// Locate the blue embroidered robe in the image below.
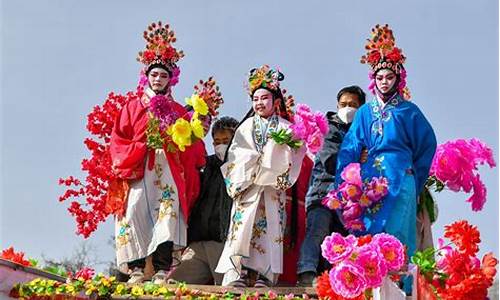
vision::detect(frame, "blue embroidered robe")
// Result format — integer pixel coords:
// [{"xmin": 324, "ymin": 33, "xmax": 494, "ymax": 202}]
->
[{"xmin": 336, "ymin": 94, "xmax": 437, "ymax": 255}]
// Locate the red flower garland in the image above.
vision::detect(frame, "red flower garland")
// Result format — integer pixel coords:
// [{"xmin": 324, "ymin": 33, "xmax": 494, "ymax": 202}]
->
[{"xmin": 58, "ymin": 87, "xmax": 143, "ymax": 237}]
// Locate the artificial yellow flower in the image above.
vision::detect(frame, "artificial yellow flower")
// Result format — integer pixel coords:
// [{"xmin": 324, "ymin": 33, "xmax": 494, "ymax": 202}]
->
[
  {"xmin": 85, "ymin": 284, "xmax": 96, "ymax": 296},
  {"xmin": 65, "ymin": 284, "xmax": 76, "ymax": 296},
  {"xmin": 170, "ymin": 118, "xmax": 192, "ymax": 151},
  {"xmin": 131, "ymin": 286, "xmax": 144, "ymax": 297},
  {"xmin": 190, "ymin": 115, "xmax": 205, "ymax": 139},
  {"xmin": 114, "ymin": 284, "xmax": 126, "ymax": 295},
  {"xmin": 186, "ymin": 94, "xmax": 208, "ymax": 116},
  {"xmin": 157, "ymin": 286, "xmax": 168, "ymax": 296},
  {"xmin": 101, "ymin": 278, "xmax": 110, "ymax": 287}
]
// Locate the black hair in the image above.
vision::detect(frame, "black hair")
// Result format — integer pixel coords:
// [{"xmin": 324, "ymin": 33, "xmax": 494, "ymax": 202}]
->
[
  {"xmin": 146, "ymin": 63, "xmax": 173, "ymax": 77},
  {"xmin": 211, "ymin": 116, "xmax": 239, "ymax": 138},
  {"xmin": 337, "ymin": 85, "xmax": 366, "ymax": 105}
]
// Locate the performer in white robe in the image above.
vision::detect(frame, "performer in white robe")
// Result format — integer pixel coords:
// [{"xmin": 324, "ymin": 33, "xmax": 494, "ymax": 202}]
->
[{"xmin": 215, "ymin": 65, "xmax": 305, "ymax": 287}]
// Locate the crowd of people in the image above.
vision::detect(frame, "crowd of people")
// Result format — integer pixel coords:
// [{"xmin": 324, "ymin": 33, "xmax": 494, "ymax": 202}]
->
[{"xmin": 107, "ymin": 22, "xmax": 437, "ymax": 294}]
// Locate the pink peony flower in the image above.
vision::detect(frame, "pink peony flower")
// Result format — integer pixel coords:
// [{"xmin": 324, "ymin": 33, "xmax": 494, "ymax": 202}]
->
[
  {"xmin": 306, "ymin": 132, "xmax": 324, "ymax": 155},
  {"xmin": 314, "ymin": 112, "xmax": 329, "ymax": 135},
  {"xmin": 365, "ymin": 176, "xmax": 389, "ymax": 203},
  {"xmin": 344, "ymin": 219, "xmax": 366, "ymax": 232},
  {"xmin": 322, "ymin": 190, "xmax": 344, "ymax": 210},
  {"xmin": 358, "ymin": 194, "xmax": 372, "ymax": 208},
  {"xmin": 372, "ymin": 233, "xmax": 405, "ymax": 271},
  {"xmin": 342, "ymin": 202, "xmax": 363, "ymax": 221},
  {"xmin": 291, "ymin": 103, "xmax": 329, "ymax": 154},
  {"xmin": 150, "ymin": 95, "xmax": 179, "ymax": 131},
  {"xmin": 321, "ymin": 233, "xmax": 357, "ymax": 265},
  {"xmin": 329, "ymin": 263, "xmax": 367, "ymax": 298},
  {"xmin": 430, "ymin": 138, "xmax": 495, "ymax": 212},
  {"xmin": 467, "ymin": 174, "xmax": 487, "ymax": 211},
  {"xmin": 468, "ymin": 138, "xmax": 496, "ymax": 168},
  {"xmin": 355, "ymin": 245, "xmax": 387, "ymax": 288},
  {"xmin": 338, "ymin": 182, "xmax": 363, "ymax": 202},
  {"xmin": 341, "ymin": 163, "xmax": 363, "ymax": 187}
]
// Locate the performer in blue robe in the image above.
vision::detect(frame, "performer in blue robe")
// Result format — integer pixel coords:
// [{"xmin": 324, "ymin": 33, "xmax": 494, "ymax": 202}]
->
[{"xmin": 336, "ymin": 24, "xmax": 437, "ymax": 261}]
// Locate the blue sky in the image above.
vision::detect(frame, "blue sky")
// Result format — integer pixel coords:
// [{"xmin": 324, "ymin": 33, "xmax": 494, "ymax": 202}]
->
[{"xmin": 1, "ymin": 0, "xmax": 498, "ymax": 270}]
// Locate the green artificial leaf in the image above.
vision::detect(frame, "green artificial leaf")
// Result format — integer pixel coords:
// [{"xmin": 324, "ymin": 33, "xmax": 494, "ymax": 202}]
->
[
  {"xmin": 28, "ymin": 258, "xmax": 38, "ymax": 267},
  {"xmin": 143, "ymin": 282, "xmax": 157, "ymax": 294}
]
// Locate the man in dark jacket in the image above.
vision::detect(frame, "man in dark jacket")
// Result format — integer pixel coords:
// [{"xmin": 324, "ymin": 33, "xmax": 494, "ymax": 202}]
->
[
  {"xmin": 296, "ymin": 86, "xmax": 366, "ymax": 286},
  {"xmin": 170, "ymin": 116, "xmax": 239, "ymax": 285}
]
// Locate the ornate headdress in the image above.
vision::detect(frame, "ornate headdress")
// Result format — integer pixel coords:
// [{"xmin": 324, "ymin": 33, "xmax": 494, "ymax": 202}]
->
[
  {"xmin": 246, "ymin": 65, "xmax": 284, "ymax": 96},
  {"xmin": 137, "ymin": 21, "xmax": 184, "ymax": 72},
  {"xmin": 246, "ymin": 65, "xmax": 295, "ymax": 120},
  {"xmin": 360, "ymin": 24, "xmax": 406, "ymax": 74}
]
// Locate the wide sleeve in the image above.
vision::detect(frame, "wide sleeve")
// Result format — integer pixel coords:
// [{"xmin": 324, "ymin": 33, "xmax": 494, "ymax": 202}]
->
[
  {"xmin": 256, "ymin": 138, "xmax": 306, "ymax": 190},
  {"xmin": 221, "ymin": 121, "xmax": 263, "ymax": 200},
  {"xmin": 408, "ymin": 105, "xmax": 437, "ymax": 195},
  {"xmin": 335, "ymin": 106, "xmax": 367, "ymax": 185},
  {"xmin": 109, "ymin": 101, "xmax": 148, "ymax": 180}
]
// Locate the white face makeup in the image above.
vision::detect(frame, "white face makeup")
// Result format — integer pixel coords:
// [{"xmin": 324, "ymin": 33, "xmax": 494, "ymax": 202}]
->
[
  {"xmin": 252, "ymin": 88, "xmax": 275, "ymax": 118},
  {"xmin": 148, "ymin": 67, "xmax": 170, "ymax": 92},
  {"xmin": 375, "ymin": 69, "xmax": 397, "ymax": 94}
]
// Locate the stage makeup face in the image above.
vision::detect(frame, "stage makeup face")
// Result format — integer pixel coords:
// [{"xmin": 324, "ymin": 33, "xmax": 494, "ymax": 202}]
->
[
  {"xmin": 148, "ymin": 67, "xmax": 170, "ymax": 93},
  {"xmin": 375, "ymin": 69, "xmax": 397, "ymax": 94},
  {"xmin": 252, "ymin": 88, "xmax": 275, "ymax": 118}
]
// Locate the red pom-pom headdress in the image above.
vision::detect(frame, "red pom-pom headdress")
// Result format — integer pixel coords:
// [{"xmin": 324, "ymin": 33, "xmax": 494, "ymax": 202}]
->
[
  {"xmin": 360, "ymin": 24, "xmax": 406, "ymax": 74},
  {"xmin": 137, "ymin": 21, "xmax": 184, "ymax": 72}
]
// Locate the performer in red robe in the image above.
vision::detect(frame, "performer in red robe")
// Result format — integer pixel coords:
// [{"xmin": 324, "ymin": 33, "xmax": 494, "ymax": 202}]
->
[{"xmin": 109, "ymin": 22, "xmax": 205, "ymax": 285}]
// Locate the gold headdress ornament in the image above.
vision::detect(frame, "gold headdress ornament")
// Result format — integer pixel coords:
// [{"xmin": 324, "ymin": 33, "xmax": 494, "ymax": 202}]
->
[{"xmin": 137, "ymin": 21, "xmax": 184, "ymax": 71}]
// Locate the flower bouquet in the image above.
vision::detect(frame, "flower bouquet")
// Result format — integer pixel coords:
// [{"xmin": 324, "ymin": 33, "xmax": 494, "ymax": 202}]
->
[
  {"xmin": 317, "ymin": 232, "xmax": 406, "ymax": 299},
  {"xmin": 322, "ymin": 162, "xmax": 389, "ymax": 232},
  {"xmin": 270, "ymin": 103, "xmax": 329, "ymax": 154},
  {"xmin": 146, "ymin": 77, "xmax": 223, "ymax": 151},
  {"xmin": 424, "ymin": 138, "xmax": 495, "ymax": 212},
  {"xmin": 411, "ymin": 220, "xmax": 498, "ymax": 300}
]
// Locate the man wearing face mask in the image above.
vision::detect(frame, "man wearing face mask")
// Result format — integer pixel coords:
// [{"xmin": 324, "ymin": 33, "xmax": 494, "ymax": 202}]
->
[
  {"xmin": 296, "ymin": 86, "xmax": 366, "ymax": 286},
  {"xmin": 170, "ymin": 116, "xmax": 239, "ymax": 285}
]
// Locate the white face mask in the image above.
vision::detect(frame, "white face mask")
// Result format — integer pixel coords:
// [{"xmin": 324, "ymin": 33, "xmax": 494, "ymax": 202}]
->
[
  {"xmin": 337, "ymin": 107, "xmax": 358, "ymax": 124},
  {"xmin": 214, "ymin": 144, "xmax": 229, "ymax": 161}
]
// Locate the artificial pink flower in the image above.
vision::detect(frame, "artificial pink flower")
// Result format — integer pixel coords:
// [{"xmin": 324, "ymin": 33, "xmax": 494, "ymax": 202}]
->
[
  {"xmin": 338, "ymin": 182, "xmax": 363, "ymax": 202},
  {"xmin": 290, "ymin": 116, "xmax": 307, "ymax": 140},
  {"xmin": 315, "ymin": 112, "xmax": 329, "ymax": 135},
  {"xmin": 321, "ymin": 233, "xmax": 357, "ymax": 265},
  {"xmin": 322, "ymin": 190, "xmax": 344, "ymax": 210},
  {"xmin": 169, "ymin": 66, "xmax": 181, "ymax": 86},
  {"xmin": 344, "ymin": 219, "xmax": 366, "ymax": 232},
  {"xmin": 430, "ymin": 138, "xmax": 495, "ymax": 212},
  {"xmin": 307, "ymin": 132, "xmax": 324, "ymax": 155},
  {"xmin": 329, "ymin": 263, "xmax": 367, "ymax": 298},
  {"xmin": 342, "ymin": 202, "xmax": 363, "ymax": 221},
  {"xmin": 365, "ymin": 176, "xmax": 389, "ymax": 203},
  {"xmin": 291, "ymin": 103, "xmax": 329, "ymax": 154},
  {"xmin": 341, "ymin": 163, "xmax": 363, "ymax": 187},
  {"xmin": 355, "ymin": 245, "xmax": 387, "ymax": 288},
  {"xmin": 372, "ymin": 233, "xmax": 405, "ymax": 271},
  {"xmin": 467, "ymin": 174, "xmax": 487, "ymax": 211},
  {"xmin": 137, "ymin": 69, "xmax": 148, "ymax": 89},
  {"xmin": 468, "ymin": 138, "xmax": 496, "ymax": 168}
]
